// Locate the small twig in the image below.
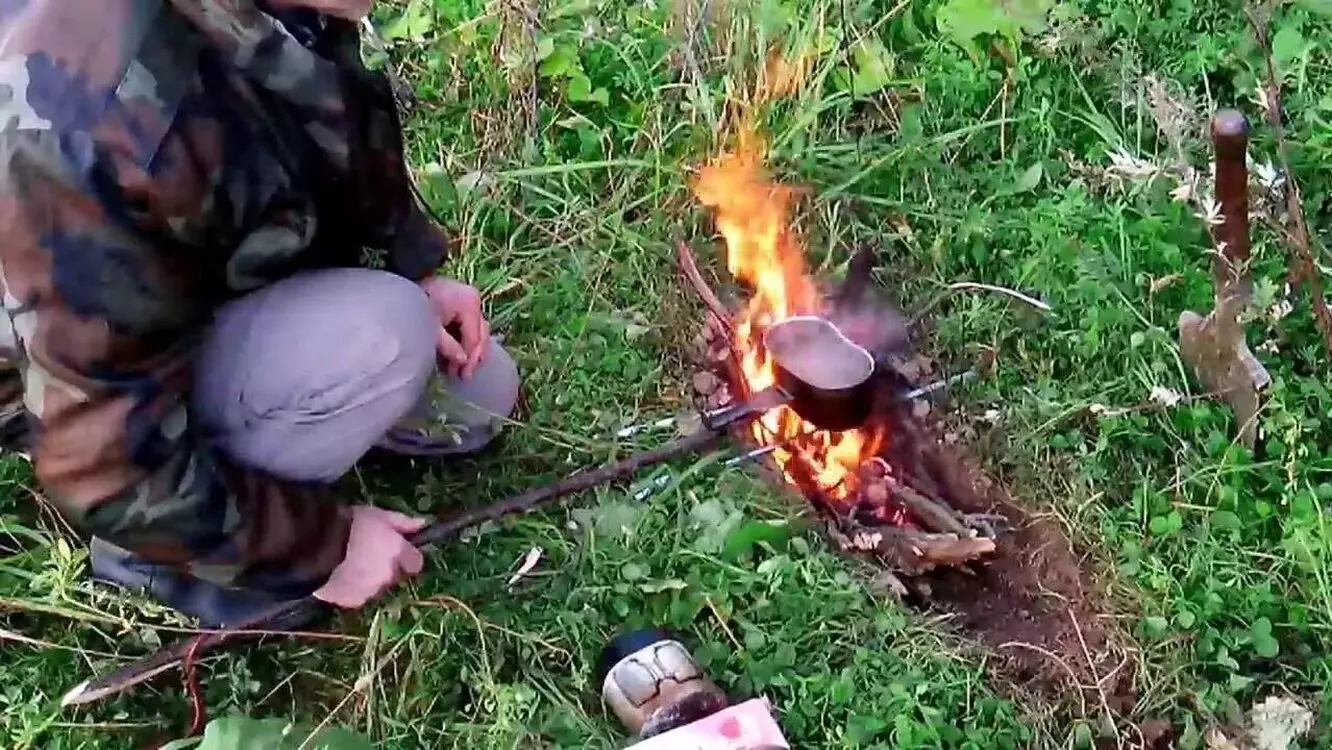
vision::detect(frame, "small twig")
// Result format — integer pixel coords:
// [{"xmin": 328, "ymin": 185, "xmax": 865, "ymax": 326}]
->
[
  {"xmin": 1247, "ymin": 10, "xmax": 1332, "ymax": 355},
  {"xmin": 998, "ymin": 641, "xmax": 1088, "ymax": 716},
  {"xmin": 676, "ymin": 241, "xmax": 737, "ymax": 336},
  {"xmin": 0, "ymin": 628, "xmax": 125, "ymax": 659},
  {"xmin": 704, "ymin": 595, "xmax": 743, "ymax": 652},
  {"xmin": 1069, "ymin": 610, "xmax": 1122, "ymax": 750},
  {"xmin": 907, "ymin": 282, "xmax": 1052, "ymax": 331},
  {"xmin": 61, "ymin": 430, "xmax": 724, "ymax": 707}
]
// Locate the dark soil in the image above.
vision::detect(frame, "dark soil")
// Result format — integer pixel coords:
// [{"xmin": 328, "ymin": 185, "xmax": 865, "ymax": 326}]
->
[{"xmin": 910, "ymin": 418, "xmax": 1132, "ymax": 709}]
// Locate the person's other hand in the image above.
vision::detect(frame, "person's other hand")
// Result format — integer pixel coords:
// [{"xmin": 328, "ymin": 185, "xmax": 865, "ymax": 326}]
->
[
  {"xmin": 268, "ymin": 0, "xmax": 373, "ymax": 20},
  {"xmin": 421, "ymin": 276, "xmax": 490, "ymax": 380},
  {"xmin": 313, "ymin": 506, "xmax": 426, "ymax": 609}
]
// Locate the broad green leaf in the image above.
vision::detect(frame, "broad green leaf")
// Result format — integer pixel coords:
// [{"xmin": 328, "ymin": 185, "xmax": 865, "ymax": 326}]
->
[
  {"xmin": 723, "ymin": 520, "xmax": 791, "ymax": 561},
  {"xmin": 1013, "ymin": 162, "xmax": 1044, "ymax": 193},
  {"xmin": 1253, "ymin": 635, "xmax": 1280, "ymax": 659},
  {"xmin": 379, "ymin": 0, "xmax": 433, "ymax": 42},
  {"xmin": 1271, "ymin": 24, "xmax": 1307, "ymax": 68},
  {"xmin": 539, "ymin": 44, "xmax": 580, "ymax": 79},
  {"xmin": 1297, "ymin": 0, "xmax": 1332, "ymax": 14},
  {"xmin": 1071, "ymin": 721, "xmax": 1094, "ymax": 749},
  {"xmin": 1210, "ymin": 510, "xmax": 1242, "ymax": 531},
  {"xmin": 851, "ymin": 39, "xmax": 896, "ymax": 96},
  {"xmin": 936, "ymin": 0, "xmax": 1014, "ymax": 43},
  {"xmin": 1142, "ymin": 615, "xmax": 1170, "ymax": 637},
  {"xmin": 1175, "ymin": 609, "xmax": 1196, "ymax": 629},
  {"xmin": 589, "ymin": 87, "xmax": 611, "ymax": 107},
  {"xmin": 194, "ymin": 717, "xmax": 371, "ymax": 750},
  {"xmin": 535, "ymin": 36, "xmax": 556, "ymax": 62},
  {"xmin": 1249, "ymin": 618, "xmax": 1281, "ymax": 658},
  {"xmin": 1250, "ymin": 617, "xmax": 1273, "ymax": 638},
  {"xmin": 567, "ymin": 73, "xmax": 594, "ymax": 102}
]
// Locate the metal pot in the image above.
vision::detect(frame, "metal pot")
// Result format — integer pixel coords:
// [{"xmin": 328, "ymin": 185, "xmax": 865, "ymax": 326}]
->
[{"xmin": 703, "ymin": 315, "xmax": 877, "ymax": 432}]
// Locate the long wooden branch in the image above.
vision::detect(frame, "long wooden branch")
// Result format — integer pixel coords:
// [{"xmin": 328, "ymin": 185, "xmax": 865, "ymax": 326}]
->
[{"xmin": 61, "ymin": 429, "xmax": 723, "ymax": 708}]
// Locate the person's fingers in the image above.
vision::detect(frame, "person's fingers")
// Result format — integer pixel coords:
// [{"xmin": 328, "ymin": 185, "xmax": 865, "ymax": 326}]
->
[
  {"xmin": 397, "ymin": 543, "xmax": 425, "ymax": 576},
  {"xmin": 461, "ymin": 320, "xmax": 490, "ymax": 380},
  {"xmin": 460, "ymin": 309, "xmax": 485, "ymax": 364},
  {"xmin": 436, "ymin": 326, "xmax": 468, "ymax": 370},
  {"xmin": 314, "ymin": 571, "xmax": 366, "ymax": 609},
  {"xmin": 377, "ymin": 508, "xmax": 429, "ymax": 535}
]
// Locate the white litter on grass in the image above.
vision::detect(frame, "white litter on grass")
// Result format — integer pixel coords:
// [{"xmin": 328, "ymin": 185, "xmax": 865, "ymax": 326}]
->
[
  {"xmin": 1268, "ymin": 297, "xmax": 1293, "ymax": 323},
  {"xmin": 507, "ymin": 547, "xmax": 543, "ymax": 588},
  {"xmin": 1088, "ymin": 403, "xmax": 1126, "ymax": 419},
  {"xmin": 1253, "ymin": 160, "xmax": 1283, "ymax": 192},
  {"xmin": 1150, "ymin": 386, "xmax": 1183, "ymax": 408},
  {"xmin": 1247, "ymin": 695, "xmax": 1314, "ymax": 750}
]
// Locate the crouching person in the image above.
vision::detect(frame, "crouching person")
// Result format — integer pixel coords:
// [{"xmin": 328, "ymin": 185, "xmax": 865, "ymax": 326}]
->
[{"xmin": 0, "ymin": 0, "xmax": 518, "ymax": 626}]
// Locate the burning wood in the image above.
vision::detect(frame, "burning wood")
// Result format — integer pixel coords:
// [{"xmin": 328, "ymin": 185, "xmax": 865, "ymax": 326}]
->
[
  {"xmin": 683, "ymin": 135, "xmax": 997, "ymax": 576},
  {"xmin": 692, "ymin": 142, "xmax": 889, "ymax": 506}
]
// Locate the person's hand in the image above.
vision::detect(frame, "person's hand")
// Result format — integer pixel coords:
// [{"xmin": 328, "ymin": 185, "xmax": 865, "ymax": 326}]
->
[
  {"xmin": 421, "ymin": 276, "xmax": 490, "ymax": 380},
  {"xmin": 268, "ymin": 0, "xmax": 373, "ymax": 20},
  {"xmin": 313, "ymin": 506, "xmax": 427, "ymax": 609}
]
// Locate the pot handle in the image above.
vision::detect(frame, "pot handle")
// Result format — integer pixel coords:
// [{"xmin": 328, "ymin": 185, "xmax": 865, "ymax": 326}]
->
[{"xmin": 702, "ymin": 387, "xmax": 792, "ymax": 430}]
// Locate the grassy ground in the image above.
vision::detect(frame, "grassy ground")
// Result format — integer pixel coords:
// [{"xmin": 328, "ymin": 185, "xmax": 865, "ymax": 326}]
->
[{"xmin": 4, "ymin": 0, "xmax": 1332, "ymax": 747}]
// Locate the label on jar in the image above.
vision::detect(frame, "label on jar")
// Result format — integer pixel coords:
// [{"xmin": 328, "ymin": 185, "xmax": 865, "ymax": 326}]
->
[{"xmin": 625, "ymin": 698, "xmax": 789, "ymax": 750}]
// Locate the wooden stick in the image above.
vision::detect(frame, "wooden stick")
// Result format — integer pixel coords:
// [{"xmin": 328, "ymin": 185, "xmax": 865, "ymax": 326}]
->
[
  {"xmin": 60, "ymin": 429, "xmax": 723, "ymax": 708},
  {"xmin": 890, "ymin": 482, "xmax": 971, "ymax": 537},
  {"xmin": 676, "ymin": 241, "xmax": 736, "ymax": 335},
  {"xmin": 1248, "ymin": 10, "xmax": 1332, "ymax": 355}
]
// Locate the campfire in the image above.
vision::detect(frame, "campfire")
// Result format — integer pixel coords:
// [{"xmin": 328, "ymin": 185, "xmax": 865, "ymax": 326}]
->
[
  {"xmin": 683, "ymin": 136, "xmax": 998, "ymax": 574},
  {"xmin": 693, "ymin": 145, "xmax": 888, "ymax": 507}
]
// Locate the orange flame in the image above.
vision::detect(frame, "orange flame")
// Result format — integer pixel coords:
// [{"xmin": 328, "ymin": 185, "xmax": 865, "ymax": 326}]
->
[{"xmin": 694, "ymin": 136, "xmax": 886, "ymax": 503}]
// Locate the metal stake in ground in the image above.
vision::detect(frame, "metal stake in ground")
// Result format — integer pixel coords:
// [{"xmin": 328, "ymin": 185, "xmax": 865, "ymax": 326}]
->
[{"xmin": 1177, "ymin": 109, "xmax": 1271, "ymax": 449}]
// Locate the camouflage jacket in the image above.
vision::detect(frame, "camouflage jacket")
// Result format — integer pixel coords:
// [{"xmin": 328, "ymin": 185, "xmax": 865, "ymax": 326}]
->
[{"xmin": 0, "ymin": 0, "xmax": 447, "ymax": 595}]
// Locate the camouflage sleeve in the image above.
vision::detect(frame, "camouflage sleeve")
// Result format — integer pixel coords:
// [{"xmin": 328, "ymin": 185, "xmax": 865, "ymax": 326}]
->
[
  {"xmin": 172, "ymin": 4, "xmax": 448, "ymax": 281},
  {"xmin": 325, "ymin": 18, "xmax": 449, "ymax": 282},
  {"xmin": 0, "ymin": 132, "xmax": 350, "ymax": 596}
]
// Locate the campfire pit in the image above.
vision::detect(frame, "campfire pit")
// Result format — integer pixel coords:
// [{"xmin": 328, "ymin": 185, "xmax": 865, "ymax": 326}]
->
[
  {"xmin": 679, "ymin": 144, "xmax": 1001, "ymax": 578},
  {"xmin": 674, "ymin": 138, "xmax": 1134, "ymax": 715}
]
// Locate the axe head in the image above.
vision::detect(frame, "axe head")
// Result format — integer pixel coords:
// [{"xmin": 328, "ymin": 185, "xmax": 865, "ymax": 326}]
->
[
  {"xmin": 1177, "ymin": 109, "xmax": 1271, "ymax": 449},
  {"xmin": 1178, "ymin": 305, "xmax": 1271, "ymax": 449}
]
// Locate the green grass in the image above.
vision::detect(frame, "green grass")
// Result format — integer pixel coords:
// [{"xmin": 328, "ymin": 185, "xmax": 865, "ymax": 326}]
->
[{"xmin": 5, "ymin": 0, "xmax": 1332, "ymax": 747}]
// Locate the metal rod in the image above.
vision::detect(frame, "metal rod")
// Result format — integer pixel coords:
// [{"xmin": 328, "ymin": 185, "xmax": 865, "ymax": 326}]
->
[
  {"xmin": 896, "ymin": 369, "xmax": 979, "ymax": 403},
  {"xmin": 724, "ymin": 443, "xmax": 780, "ymax": 467}
]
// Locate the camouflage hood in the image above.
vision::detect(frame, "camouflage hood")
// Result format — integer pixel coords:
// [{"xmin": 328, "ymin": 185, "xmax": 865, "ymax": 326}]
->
[{"xmin": 166, "ymin": 0, "xmax": 355, "ymax": 170}]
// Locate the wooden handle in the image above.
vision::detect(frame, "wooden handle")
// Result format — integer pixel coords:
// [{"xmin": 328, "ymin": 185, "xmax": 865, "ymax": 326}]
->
[{"xmin": 1211, "ymin": 109, "xmax": 1250, "ymax": 274}]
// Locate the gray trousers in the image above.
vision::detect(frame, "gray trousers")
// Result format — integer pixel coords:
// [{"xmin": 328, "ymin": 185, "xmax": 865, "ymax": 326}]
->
[
  {"xmin": 88, "ymin": 268, "xmax": 519, "ymax": 625},
  {"xmin": 193, "ymin": 268, "xmax": 519, "ymax": 482}
]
